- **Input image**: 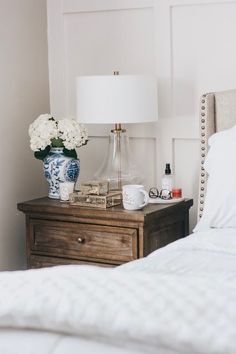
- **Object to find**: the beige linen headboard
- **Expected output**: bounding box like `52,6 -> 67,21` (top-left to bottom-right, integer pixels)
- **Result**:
198,89 -> 236,219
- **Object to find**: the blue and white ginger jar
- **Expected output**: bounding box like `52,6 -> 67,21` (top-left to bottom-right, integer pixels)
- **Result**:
43,147 -> 80,199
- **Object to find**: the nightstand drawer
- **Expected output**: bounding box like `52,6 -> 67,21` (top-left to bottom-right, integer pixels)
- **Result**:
30,255 -> 114,268
30,219 -> 138,263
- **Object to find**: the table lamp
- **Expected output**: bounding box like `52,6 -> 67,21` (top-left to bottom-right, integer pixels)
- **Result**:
76,72 -> 158,190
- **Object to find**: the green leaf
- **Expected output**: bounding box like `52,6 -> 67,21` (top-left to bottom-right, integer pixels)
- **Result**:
51,138 -> 64,147
34,145 -> 51,160
63,148 -> 77,159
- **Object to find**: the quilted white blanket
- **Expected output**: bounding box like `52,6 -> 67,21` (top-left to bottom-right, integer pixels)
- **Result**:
0,229 -> 236,354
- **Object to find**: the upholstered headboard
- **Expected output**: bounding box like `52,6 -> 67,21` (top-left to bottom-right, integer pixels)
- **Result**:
198,89 -> 236,219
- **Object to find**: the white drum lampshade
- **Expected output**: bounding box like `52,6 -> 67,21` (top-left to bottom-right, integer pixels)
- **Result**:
76,75 -> 158,124
76,74 -> 158,190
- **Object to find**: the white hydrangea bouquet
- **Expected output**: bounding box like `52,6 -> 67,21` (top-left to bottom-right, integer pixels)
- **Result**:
29,114 -> 88,160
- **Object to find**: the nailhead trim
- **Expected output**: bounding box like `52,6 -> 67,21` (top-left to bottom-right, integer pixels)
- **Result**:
199,94 -> 207,218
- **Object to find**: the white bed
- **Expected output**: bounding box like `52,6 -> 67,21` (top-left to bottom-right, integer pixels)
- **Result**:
2,89 -> 236,354
0,229 -> 236,354
0,329 -> 140,354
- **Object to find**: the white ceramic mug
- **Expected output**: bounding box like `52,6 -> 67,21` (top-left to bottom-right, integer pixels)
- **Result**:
59,182 -> 75,201
122,184 -> 149,210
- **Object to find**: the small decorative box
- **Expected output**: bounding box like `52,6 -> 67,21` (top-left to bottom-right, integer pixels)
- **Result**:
80,180 -> 109,195
70,191 -> 122,209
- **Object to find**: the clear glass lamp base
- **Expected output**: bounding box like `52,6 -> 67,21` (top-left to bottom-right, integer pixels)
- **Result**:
94,129 -> 142,191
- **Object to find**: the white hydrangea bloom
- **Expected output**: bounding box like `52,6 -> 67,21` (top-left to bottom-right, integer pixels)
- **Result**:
29,114 -> 58,151
58,118 -> 88,150
29,115 -> 88,152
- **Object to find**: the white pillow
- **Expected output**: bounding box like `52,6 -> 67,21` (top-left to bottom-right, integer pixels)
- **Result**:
194,125 -> 236,232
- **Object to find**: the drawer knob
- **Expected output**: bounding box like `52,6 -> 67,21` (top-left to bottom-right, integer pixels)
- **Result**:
77,237 -> 85,244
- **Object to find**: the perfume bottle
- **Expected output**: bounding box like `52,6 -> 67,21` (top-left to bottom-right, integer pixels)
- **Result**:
161,163 -> 174,192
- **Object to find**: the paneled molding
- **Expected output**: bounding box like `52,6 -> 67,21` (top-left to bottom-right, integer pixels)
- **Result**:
155,0 -> 236,227
63,0 -> 154,13
47,0 -> 156,119
167,0 -> 236,5
47,0 -> 67,117
47,0 -> 158,188
155,0 -> 236,121
173,137 -> 200,230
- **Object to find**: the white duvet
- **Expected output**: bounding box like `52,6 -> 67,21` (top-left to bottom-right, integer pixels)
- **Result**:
0,229 -> 236,354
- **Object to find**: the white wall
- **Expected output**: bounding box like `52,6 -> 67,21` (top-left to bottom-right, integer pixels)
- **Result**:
0,0 -> 49,270
47,0 -> 236,231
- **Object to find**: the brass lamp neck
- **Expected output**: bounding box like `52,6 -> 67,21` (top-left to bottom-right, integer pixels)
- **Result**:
111,123 -> 126,133
112,72 -> 126,134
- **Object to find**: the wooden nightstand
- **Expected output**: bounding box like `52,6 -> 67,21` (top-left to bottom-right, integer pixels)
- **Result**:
17,197 -> 193,269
